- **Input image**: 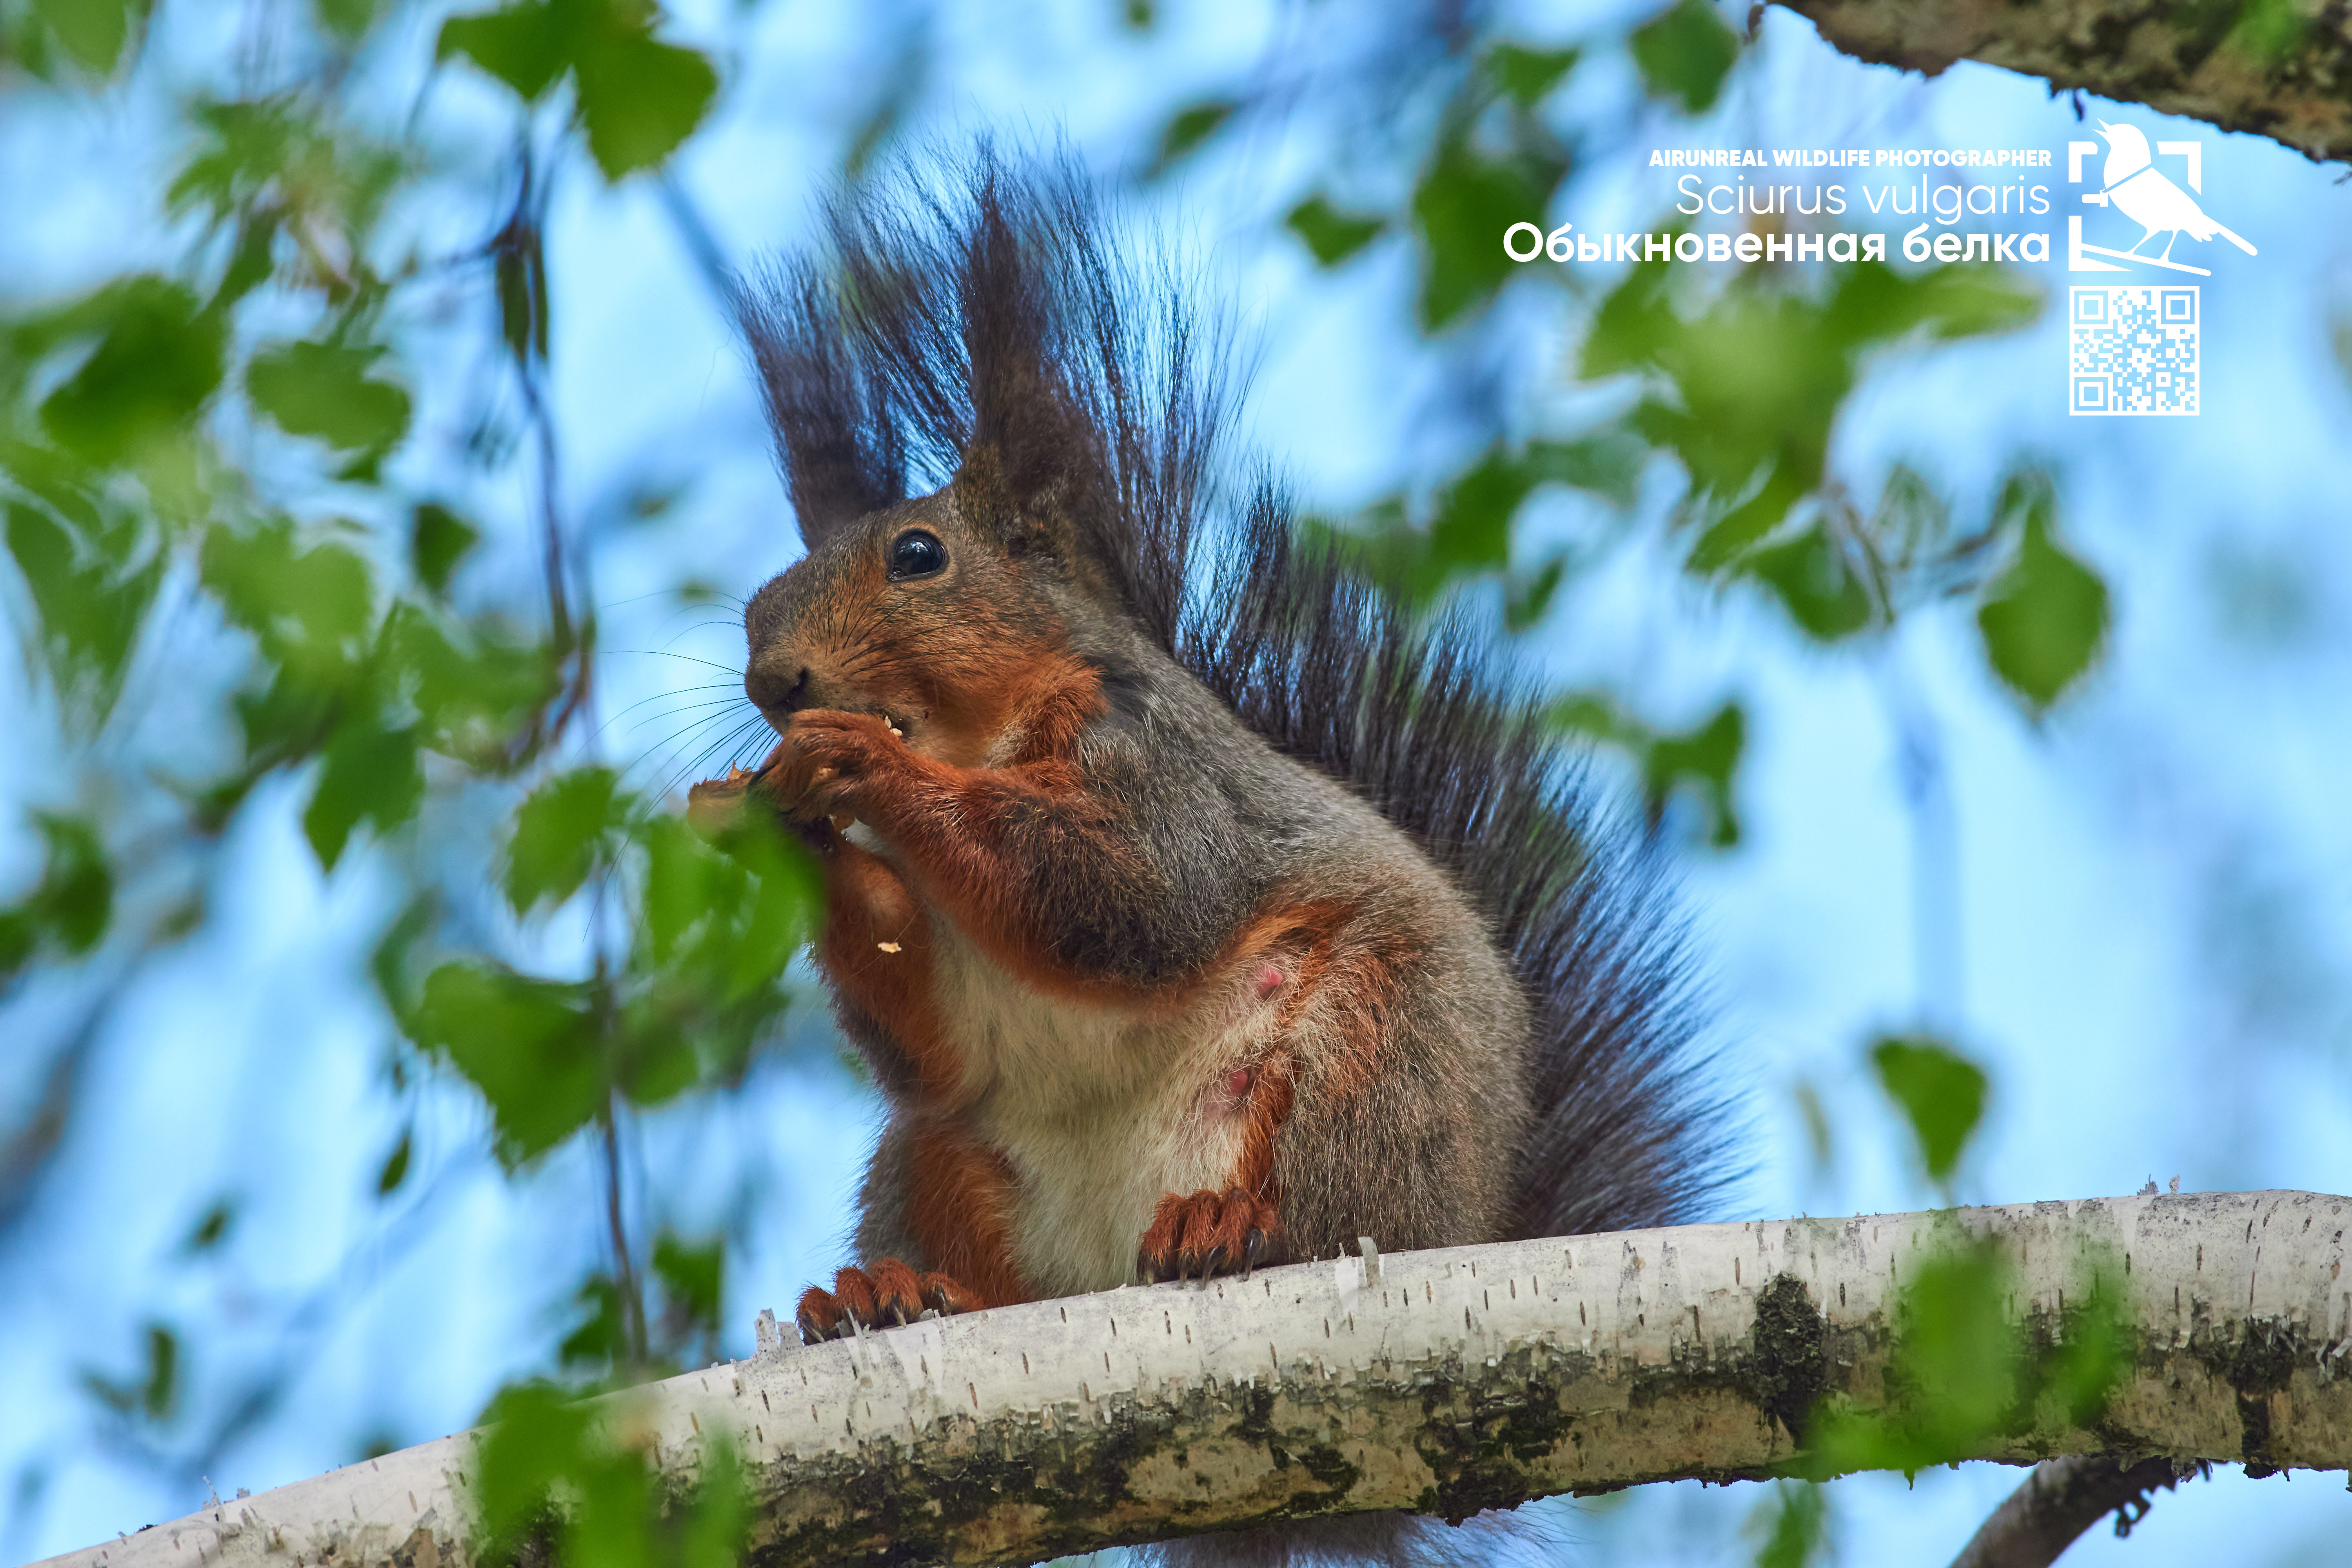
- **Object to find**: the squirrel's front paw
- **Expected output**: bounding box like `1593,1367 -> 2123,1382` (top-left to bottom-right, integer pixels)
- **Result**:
795,1260 -> 975,1344
1136,1187 -> 1278,1283
769,710 -> 906,822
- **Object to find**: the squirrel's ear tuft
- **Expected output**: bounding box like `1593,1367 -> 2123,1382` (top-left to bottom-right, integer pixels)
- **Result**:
740,141 -> 1228,642
739,265 -> 907,549
955,177 -> 1102,546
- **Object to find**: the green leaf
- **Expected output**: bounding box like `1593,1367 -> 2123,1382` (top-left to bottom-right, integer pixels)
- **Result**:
185,1200 -> 234,1252
38,279 -> 225,463
1812,1238 -> 2131,1475
305,720 -> 423,870
677,1447 -> 750,1568
1688,463 -> 1809,573
573,27 -> 719,180
505,767 -> 626,914
82,1323 -> 179,1423
408,961 -> 603,1166
1869,1033 -> 1986,1186
1750,1479 -> 1828,1568
375,1127 -> 412,1196
652,1231 -> 724,1334
1154,100 -> 1235,171
4,501 -> 162,715
0,813 -> 114,975
1548,695 -> 1744,848
471,1382 -> 597,1548
1644,699 -> 1744,848
1412,132 -> 1564,329
29,0 -> 148,75
1746,522 -> 1875,641
2042,1275 -> 2130,1426
201,520 -> 375,672
1285,195 -> 1386,267
1906,263 -> 2043,339
1503,557 -> 1565,634
436,2 -> 568,100
247,340 -> 412,453
1526,429 -> 1649,508
313,0 -> 379,41
471,1380 -> 750,1568
640,813 -> 818,1002
1630,0 -> 1740,117
559,1276 -> 630,1368
165,97 -> 405,254
1887,1242 -> 2013,1443
1313,437 -> 1623,607
390,606 -> 559,762
411,503 -> 480,596
1485,42 -> 1580,109
1976,478 -> 2108,710
1428,447 -> 1539,583
214,211 -> 282,305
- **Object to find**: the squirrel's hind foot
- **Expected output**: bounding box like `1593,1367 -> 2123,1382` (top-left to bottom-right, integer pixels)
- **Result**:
1137,1187 -> 1279,1285
796,1260 -> 977,1343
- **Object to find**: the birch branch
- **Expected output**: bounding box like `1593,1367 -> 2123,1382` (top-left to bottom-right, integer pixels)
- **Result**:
36,1190 -> 2352,1568
1775,0 -> 2352,163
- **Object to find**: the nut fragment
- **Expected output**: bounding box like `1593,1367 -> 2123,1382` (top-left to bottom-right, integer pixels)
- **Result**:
875,941 -> 902,954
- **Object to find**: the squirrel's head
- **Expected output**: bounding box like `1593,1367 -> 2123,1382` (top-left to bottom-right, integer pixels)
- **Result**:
741,440 -> 1106,766
733,148 -> 1218,764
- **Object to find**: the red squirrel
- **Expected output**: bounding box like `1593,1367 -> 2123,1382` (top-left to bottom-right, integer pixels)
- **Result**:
687,151 -> 1724,1555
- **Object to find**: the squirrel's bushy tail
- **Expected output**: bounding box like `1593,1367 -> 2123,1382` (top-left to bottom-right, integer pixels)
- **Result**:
1178,492 -> 1730,1238
743,143 -> 1730,1238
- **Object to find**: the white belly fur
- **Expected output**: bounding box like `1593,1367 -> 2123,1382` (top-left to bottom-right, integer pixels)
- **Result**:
924,917 -> 1254,1298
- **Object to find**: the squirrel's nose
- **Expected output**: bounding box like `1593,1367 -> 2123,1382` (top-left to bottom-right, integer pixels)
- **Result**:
748,664 -> 811,715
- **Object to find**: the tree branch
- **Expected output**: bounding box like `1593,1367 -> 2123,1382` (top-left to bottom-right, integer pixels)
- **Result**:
1777,1 -> 2352,163
33,1191 -> 2350,1568
1946,1453 -> 2194,1568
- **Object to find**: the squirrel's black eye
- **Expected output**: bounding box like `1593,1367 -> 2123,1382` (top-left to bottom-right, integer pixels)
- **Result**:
887,530 -> 947,581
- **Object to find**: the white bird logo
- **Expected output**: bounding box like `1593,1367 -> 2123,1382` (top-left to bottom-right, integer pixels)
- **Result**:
2087,121 -> 2257,262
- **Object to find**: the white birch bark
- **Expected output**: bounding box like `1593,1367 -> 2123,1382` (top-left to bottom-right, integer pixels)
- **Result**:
35,1190 -> 2352,1568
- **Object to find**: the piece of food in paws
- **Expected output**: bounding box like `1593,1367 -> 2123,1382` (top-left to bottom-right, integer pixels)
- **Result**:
686,741 -> 788,838
685,764 -> 755,838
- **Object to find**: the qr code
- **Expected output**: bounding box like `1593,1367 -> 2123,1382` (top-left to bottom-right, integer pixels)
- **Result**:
2069,286 -> 2199,416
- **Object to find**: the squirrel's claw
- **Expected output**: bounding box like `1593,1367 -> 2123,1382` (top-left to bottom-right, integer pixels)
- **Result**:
795,1287 -> 852,1345
1137,1186 -> 1280,1287
795,1260 -> 978,1343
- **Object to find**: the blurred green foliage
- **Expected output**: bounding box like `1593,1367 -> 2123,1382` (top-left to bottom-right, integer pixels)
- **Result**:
1284,196 -> 1385,267
1746,1478 -> 1828,1568
1267,3 -> 2110,823
1870,1034 -> 1989,1192
1976,472 -> 2110,710
389,801 -> 818,1169
1812,1239 -> 2130,1476
0,813 -> 111,976
472,1383 -> 748,1568
439,0 -> 719,180
1630,0 -> 1740,117
0,0 -> 805,1548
